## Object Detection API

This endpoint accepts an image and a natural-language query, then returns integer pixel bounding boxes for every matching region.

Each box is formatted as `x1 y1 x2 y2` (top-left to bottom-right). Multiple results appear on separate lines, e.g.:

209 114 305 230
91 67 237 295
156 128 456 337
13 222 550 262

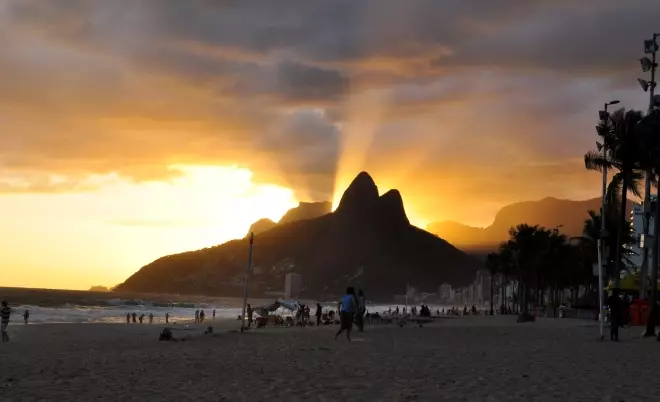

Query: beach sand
1 316 659 401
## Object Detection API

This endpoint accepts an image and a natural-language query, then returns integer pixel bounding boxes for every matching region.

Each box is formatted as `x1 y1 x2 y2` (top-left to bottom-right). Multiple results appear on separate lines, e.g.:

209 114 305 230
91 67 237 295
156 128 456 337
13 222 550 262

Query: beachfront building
438 283 452 302
628 196 656 272
284 273 303 299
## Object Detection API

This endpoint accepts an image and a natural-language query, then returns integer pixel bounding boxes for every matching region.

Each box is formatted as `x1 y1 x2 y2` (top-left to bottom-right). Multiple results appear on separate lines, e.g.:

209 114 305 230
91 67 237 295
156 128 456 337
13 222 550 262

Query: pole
240 232 254 333
598 102 609 341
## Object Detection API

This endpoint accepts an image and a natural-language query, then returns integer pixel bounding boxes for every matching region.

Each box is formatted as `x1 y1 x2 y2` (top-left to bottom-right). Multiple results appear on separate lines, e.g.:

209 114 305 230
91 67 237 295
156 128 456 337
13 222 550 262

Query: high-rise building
628 196 656 272
438 283 452 301
284 273 303 299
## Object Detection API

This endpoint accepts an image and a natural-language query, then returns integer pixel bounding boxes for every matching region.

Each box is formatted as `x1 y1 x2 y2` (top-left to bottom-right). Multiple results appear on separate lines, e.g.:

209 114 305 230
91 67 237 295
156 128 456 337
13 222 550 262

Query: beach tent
253 299 299 317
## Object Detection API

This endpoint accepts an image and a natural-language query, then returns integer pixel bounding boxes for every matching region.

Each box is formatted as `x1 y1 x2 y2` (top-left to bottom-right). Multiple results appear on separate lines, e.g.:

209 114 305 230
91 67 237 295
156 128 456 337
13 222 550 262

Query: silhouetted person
247 304 254 328
356 289 366 332
195 310 199 324
213 309 216 320
148 313 153 324
335 287 357 341
132 312 137 323
23 309 29 325
1 300 10 342
126 313 130 324
316 303 323 326
200 310 205 323
139 314 144 324
165 312 170 324
607 289 622 341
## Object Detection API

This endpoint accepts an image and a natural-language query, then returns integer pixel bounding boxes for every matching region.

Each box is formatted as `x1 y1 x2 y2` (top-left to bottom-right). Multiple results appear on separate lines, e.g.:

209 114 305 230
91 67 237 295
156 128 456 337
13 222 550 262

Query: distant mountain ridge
115 172 481 300
427 197 635 251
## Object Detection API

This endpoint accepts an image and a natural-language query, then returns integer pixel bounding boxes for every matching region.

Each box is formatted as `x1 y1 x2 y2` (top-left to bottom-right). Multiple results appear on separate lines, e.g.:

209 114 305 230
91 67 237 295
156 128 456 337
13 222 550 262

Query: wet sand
1 316 659 401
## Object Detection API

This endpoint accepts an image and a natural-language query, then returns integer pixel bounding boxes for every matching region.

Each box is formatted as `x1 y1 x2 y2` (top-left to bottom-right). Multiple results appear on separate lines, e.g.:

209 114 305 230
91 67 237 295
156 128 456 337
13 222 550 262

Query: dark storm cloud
0 0 659 214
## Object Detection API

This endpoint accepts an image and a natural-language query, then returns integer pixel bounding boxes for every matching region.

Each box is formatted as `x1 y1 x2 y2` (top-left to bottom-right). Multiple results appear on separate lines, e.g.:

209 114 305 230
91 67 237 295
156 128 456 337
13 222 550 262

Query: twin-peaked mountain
114 172 481 299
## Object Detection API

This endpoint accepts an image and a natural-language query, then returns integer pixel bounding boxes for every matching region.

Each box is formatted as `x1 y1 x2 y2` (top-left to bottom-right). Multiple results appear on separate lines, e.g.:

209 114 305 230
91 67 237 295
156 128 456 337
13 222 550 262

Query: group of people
125 312 154 324
335 287 367 341
0 301 31 343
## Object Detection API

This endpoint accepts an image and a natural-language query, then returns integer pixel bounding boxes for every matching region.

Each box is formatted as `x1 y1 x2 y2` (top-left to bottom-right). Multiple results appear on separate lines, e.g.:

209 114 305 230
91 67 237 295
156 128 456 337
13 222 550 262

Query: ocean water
8 300 459 325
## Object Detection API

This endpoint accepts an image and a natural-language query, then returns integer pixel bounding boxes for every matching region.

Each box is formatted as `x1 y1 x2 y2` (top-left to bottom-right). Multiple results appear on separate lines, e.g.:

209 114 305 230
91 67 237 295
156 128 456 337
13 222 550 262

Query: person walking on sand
212 309 216 320
200 310 205 323
1 300 11 342
126 313 130 324
132 312 137 323
335 287 358 342
194 310 199 324
23 309 29 325
315 303 323 326
139 314 144 324
148 313 153 324
165 312 170 324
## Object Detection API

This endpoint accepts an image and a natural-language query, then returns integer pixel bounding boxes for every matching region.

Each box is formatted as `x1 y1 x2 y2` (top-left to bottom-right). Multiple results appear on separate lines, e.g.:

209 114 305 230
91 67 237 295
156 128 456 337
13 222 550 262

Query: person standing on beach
194 310 199 324
200 310 205 323
355 289 366 332
23 309 29 325
247 304 254 328
212 309 216 320
132 312 137 323
126 313 130 324
335 287 357 341
148 313 153 324
165 312 170 324
1 300 11 342
607 289 622 341
315 303 322 326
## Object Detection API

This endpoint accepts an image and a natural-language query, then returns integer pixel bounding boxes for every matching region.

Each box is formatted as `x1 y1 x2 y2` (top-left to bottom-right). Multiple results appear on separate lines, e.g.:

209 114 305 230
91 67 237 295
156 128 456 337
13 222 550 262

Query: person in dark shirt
1 300 11 342
607 289 621 341
315 303 323 326
246 305 253 328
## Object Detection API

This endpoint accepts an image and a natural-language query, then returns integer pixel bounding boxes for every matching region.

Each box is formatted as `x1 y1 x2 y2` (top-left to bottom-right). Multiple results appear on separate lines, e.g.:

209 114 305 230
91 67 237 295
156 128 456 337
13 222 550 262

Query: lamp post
638 34 659 302
596 99 619 340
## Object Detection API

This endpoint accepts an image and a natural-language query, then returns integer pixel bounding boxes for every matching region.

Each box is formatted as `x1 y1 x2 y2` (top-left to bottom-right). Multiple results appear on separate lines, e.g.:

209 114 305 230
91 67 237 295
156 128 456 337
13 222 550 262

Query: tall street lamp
596 99 619 341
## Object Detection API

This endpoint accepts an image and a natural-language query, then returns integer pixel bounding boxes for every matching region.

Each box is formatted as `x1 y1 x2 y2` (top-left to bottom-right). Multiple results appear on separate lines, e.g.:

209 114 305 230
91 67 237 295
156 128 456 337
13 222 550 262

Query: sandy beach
1 316 659 401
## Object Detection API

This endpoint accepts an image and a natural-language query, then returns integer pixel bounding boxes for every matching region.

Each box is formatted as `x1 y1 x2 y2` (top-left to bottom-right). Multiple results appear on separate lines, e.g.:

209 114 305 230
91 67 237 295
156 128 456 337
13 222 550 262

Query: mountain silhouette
245 201 332 237
115 172 481 299
427 197 634 252
245 218 277 237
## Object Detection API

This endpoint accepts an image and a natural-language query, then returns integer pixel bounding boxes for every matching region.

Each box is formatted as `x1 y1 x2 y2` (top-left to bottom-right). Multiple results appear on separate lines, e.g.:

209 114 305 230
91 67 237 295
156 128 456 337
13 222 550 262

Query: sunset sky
1 0 658 289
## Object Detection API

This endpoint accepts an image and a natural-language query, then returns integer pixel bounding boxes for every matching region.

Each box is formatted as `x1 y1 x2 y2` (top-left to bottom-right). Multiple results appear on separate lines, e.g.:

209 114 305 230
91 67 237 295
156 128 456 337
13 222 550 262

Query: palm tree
577 209 636 270
504 224 553 320
585 108 645 282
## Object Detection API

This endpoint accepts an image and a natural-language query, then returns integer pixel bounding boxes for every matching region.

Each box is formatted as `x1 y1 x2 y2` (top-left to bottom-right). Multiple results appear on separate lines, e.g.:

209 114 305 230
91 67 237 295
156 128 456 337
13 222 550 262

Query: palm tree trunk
613 171 631 286
644 178 660 337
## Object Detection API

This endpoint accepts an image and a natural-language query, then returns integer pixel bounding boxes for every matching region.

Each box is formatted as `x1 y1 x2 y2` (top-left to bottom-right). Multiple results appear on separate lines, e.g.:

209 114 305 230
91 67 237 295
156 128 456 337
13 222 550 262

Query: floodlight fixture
640 57 654 72
607 100 620 105
644 38 658 55
639 78 650 92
